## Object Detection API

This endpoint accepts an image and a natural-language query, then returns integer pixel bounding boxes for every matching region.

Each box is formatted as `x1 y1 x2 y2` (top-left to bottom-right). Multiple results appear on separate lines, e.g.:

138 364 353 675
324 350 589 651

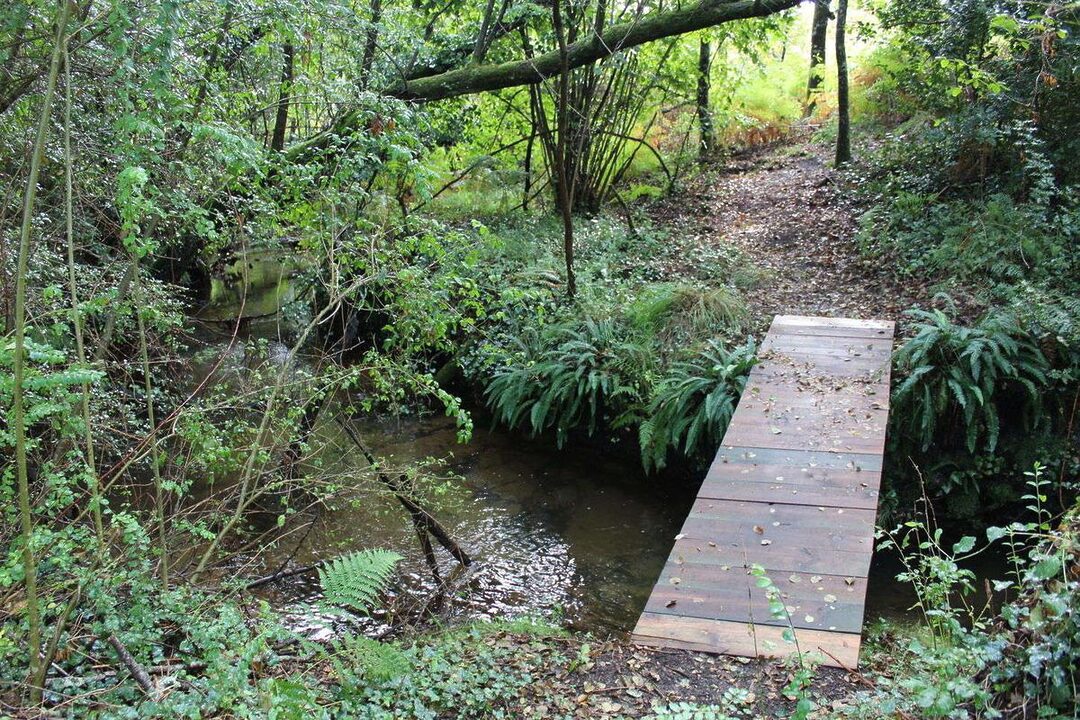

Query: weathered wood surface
632 315 894 668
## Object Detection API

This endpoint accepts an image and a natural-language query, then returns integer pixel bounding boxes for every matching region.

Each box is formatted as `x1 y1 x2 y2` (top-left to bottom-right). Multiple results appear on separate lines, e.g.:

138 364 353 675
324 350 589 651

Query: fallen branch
107 634 155 696
244 561 324 590
286 0 801 161
335 416 472 567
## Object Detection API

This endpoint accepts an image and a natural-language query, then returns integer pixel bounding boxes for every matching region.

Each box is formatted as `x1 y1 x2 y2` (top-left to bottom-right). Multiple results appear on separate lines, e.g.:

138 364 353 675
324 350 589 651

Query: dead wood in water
334 416 473 568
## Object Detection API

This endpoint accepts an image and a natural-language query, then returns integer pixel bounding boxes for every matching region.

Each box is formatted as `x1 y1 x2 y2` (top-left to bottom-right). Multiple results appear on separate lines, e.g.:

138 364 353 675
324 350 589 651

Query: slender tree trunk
551 0 576 299
805 0 830 117
14 0 71 701
474 0 498 62
359 0 382 90
523 97 535 211
270 43 294 152
131 254 169 587
834 0 851 165
63 37 104 544
696 38 715 160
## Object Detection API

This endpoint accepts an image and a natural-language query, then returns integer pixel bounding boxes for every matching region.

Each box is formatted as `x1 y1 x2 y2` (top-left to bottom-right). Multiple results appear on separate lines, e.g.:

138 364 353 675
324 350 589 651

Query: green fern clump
318 549 403 615
892 308 1050 455
639 340 757 472
484 318 651 447
326 633 410 687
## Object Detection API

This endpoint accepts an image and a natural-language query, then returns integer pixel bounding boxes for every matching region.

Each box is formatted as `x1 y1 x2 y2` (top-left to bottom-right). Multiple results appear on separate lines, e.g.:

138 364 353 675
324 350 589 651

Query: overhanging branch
287 0 800 162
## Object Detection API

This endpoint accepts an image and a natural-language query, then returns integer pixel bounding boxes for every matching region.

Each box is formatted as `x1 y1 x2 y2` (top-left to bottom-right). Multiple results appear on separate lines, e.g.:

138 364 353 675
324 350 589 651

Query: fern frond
319 549 402 615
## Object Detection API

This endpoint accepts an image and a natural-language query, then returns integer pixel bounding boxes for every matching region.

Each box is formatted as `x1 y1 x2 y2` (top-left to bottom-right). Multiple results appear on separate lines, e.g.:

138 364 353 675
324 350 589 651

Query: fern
325 633 410 687
484 317 650 447
892 307 1050 455
318 549 402 615
639 340 757 472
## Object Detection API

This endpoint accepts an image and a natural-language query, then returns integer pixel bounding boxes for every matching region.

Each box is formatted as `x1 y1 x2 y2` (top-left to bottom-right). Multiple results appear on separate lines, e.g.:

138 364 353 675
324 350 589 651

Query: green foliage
647 702 736 720
325 633 410 686
858 189 1079 290
639 340 756 472
866 465 1079 719
892 307 1049 455
627 283 747 341
318 549 402 615
485 317 650 447
335 624 568 719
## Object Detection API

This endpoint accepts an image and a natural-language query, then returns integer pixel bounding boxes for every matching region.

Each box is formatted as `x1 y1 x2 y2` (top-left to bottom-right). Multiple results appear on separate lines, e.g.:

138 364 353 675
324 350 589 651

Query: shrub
867 465 1079 719
484 317 651 447
638 340 756 472
892 308 1050 456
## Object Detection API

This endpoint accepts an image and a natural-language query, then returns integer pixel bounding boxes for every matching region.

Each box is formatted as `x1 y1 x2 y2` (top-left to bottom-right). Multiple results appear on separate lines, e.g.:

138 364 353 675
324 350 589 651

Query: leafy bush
892 308 1050 455
336 624 568 719
858 189 1078 289
484 317 651 447
638 340 756 472
865 465 1079 719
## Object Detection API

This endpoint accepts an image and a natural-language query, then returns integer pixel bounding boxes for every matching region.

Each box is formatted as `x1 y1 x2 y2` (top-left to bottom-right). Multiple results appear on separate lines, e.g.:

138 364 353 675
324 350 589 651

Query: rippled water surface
257 410 991 636
262 415 696 634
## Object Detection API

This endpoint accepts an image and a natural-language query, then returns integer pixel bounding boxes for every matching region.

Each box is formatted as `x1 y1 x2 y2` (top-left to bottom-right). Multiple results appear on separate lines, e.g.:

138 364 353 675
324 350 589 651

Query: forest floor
471 628 877 719
648 135 927 335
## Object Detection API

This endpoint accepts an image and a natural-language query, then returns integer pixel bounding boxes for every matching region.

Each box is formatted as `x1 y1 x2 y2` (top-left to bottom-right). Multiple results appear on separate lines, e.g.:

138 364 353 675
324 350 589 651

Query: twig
245 561 324 590
106 634 154 696
818 646 875 688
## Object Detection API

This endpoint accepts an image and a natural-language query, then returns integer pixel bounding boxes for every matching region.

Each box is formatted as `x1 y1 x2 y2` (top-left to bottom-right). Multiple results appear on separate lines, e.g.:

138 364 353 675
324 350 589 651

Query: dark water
255 412 949 637
261 415 693 635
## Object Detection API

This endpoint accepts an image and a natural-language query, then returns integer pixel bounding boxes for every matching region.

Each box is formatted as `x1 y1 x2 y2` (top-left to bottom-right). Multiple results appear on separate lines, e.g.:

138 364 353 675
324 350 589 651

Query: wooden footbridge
633 315 894 668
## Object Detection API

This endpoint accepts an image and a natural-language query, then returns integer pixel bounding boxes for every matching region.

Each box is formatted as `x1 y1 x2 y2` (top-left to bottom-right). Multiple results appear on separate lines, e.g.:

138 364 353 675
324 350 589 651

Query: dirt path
652 137 922 333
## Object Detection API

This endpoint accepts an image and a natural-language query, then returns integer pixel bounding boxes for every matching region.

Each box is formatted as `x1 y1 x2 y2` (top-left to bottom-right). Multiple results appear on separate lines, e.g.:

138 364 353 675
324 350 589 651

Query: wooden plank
772 315 894 331
770 315 894 339
661 535 871 578
646 565 868 633
633 613 862 668
700 446 882 508
700 474 881 509
759 334 894 358
713 446 884 473
632 315 893 670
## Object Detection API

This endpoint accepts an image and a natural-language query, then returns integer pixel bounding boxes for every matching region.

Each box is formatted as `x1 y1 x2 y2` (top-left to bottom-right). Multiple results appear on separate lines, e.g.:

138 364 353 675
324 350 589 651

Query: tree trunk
551 0 577 299
805 0 830 117
834 0 851 165
696 38 715 160
14 0 71 701
523 95 535 211
270 43 294 152
360 0 382 90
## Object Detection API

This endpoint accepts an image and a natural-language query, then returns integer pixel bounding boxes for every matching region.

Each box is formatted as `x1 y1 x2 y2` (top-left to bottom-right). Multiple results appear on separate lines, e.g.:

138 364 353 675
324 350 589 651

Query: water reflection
262 415 692 634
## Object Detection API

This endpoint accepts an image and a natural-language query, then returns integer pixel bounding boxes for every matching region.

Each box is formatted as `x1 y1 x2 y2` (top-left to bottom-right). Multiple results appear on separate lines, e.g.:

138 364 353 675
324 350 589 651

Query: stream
254 412 930 639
